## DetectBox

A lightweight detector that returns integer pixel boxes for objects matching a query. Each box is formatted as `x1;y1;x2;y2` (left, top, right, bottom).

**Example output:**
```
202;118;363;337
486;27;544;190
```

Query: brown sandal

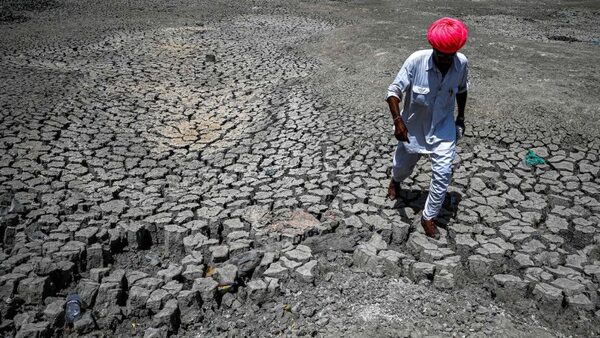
421;217;440;239
386;179;401;200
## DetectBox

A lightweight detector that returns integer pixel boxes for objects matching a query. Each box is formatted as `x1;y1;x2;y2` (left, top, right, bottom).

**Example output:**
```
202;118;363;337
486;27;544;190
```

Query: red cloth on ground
427;17;469;54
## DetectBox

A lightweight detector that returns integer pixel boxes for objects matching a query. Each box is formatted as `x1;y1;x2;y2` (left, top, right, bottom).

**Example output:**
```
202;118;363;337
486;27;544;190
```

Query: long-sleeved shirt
386;49;469;154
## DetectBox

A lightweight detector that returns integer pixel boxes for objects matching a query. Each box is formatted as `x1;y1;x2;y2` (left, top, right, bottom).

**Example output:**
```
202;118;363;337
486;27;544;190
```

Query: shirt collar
426;52;435;71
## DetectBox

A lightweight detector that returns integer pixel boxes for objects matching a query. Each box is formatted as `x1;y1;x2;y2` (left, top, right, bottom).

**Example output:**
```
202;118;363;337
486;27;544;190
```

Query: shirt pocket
411;85;430;108
445;85;459;110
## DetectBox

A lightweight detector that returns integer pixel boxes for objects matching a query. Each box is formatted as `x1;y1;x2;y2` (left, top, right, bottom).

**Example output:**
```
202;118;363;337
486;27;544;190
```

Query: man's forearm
387;95;402;122
456;91;467;120
388;94;409;142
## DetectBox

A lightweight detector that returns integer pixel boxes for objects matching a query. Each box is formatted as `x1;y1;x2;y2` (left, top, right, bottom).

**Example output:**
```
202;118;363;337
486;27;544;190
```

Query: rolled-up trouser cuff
422;213;435;221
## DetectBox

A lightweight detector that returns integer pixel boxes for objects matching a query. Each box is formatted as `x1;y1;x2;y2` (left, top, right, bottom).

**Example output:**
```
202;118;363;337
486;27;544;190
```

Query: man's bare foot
386;179;401;200
421;217;440;239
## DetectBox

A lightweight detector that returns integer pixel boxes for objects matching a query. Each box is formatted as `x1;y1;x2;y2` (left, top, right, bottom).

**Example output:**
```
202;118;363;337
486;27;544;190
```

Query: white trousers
392;143;456;220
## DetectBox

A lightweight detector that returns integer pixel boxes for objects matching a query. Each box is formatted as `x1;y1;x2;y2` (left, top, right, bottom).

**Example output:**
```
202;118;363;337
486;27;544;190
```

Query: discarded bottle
65;293;82;325
522;150;546;168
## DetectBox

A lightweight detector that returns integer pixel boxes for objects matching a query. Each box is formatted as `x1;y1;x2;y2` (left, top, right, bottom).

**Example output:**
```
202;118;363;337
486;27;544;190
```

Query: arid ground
1;0;600;337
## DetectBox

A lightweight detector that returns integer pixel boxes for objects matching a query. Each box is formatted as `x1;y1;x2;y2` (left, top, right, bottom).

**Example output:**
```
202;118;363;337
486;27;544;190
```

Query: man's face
433;49;456;69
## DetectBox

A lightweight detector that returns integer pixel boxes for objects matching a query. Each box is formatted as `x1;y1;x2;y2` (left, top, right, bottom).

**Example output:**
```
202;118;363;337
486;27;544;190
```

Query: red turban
427;17;469;54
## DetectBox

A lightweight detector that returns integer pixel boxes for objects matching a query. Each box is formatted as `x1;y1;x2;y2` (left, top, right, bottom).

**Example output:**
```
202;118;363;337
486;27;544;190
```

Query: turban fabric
427;17;469;54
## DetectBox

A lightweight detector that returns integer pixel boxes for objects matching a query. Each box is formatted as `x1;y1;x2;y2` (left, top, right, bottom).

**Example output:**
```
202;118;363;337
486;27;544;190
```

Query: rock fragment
295;260;318;283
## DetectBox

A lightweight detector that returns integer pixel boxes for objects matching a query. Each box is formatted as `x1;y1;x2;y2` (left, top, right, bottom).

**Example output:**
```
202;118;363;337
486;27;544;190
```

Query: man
385;17;469;239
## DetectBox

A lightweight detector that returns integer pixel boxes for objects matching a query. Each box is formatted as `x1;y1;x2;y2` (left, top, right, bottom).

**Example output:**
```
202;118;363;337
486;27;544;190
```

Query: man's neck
436;62;451;76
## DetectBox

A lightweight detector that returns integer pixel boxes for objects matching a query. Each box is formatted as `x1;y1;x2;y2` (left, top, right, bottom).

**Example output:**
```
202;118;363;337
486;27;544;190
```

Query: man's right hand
387;95;409;143
394;119;410;143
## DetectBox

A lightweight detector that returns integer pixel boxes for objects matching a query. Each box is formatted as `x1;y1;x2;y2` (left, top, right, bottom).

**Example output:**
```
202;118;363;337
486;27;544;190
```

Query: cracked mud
1;0;600;337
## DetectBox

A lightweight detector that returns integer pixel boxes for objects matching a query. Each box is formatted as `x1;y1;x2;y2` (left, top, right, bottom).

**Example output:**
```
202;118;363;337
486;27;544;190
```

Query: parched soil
1;0;599;337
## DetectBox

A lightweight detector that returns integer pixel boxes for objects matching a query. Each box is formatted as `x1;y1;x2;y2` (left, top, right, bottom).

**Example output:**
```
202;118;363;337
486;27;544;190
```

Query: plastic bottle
65;293;82;324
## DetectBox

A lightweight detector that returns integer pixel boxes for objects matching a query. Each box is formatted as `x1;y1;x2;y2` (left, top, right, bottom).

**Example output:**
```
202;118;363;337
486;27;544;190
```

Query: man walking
385;18;469;239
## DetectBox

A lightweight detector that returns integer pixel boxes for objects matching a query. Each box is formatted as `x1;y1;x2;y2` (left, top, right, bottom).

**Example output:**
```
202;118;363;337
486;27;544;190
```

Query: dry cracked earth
1;0;600;337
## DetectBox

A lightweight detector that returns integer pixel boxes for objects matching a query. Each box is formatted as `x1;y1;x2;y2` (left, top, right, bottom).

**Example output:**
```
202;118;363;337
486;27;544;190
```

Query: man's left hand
455;118;466;139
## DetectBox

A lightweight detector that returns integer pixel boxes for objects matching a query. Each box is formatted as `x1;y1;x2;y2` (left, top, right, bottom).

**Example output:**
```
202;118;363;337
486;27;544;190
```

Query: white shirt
386;49;469;154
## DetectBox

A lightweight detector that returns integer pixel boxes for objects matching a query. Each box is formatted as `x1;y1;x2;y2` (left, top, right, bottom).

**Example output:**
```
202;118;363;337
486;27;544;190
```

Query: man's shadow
393;189;462;228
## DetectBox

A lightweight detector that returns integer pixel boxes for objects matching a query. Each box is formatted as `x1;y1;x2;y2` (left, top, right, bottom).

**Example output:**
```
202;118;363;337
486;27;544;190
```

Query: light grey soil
1;0;599;337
